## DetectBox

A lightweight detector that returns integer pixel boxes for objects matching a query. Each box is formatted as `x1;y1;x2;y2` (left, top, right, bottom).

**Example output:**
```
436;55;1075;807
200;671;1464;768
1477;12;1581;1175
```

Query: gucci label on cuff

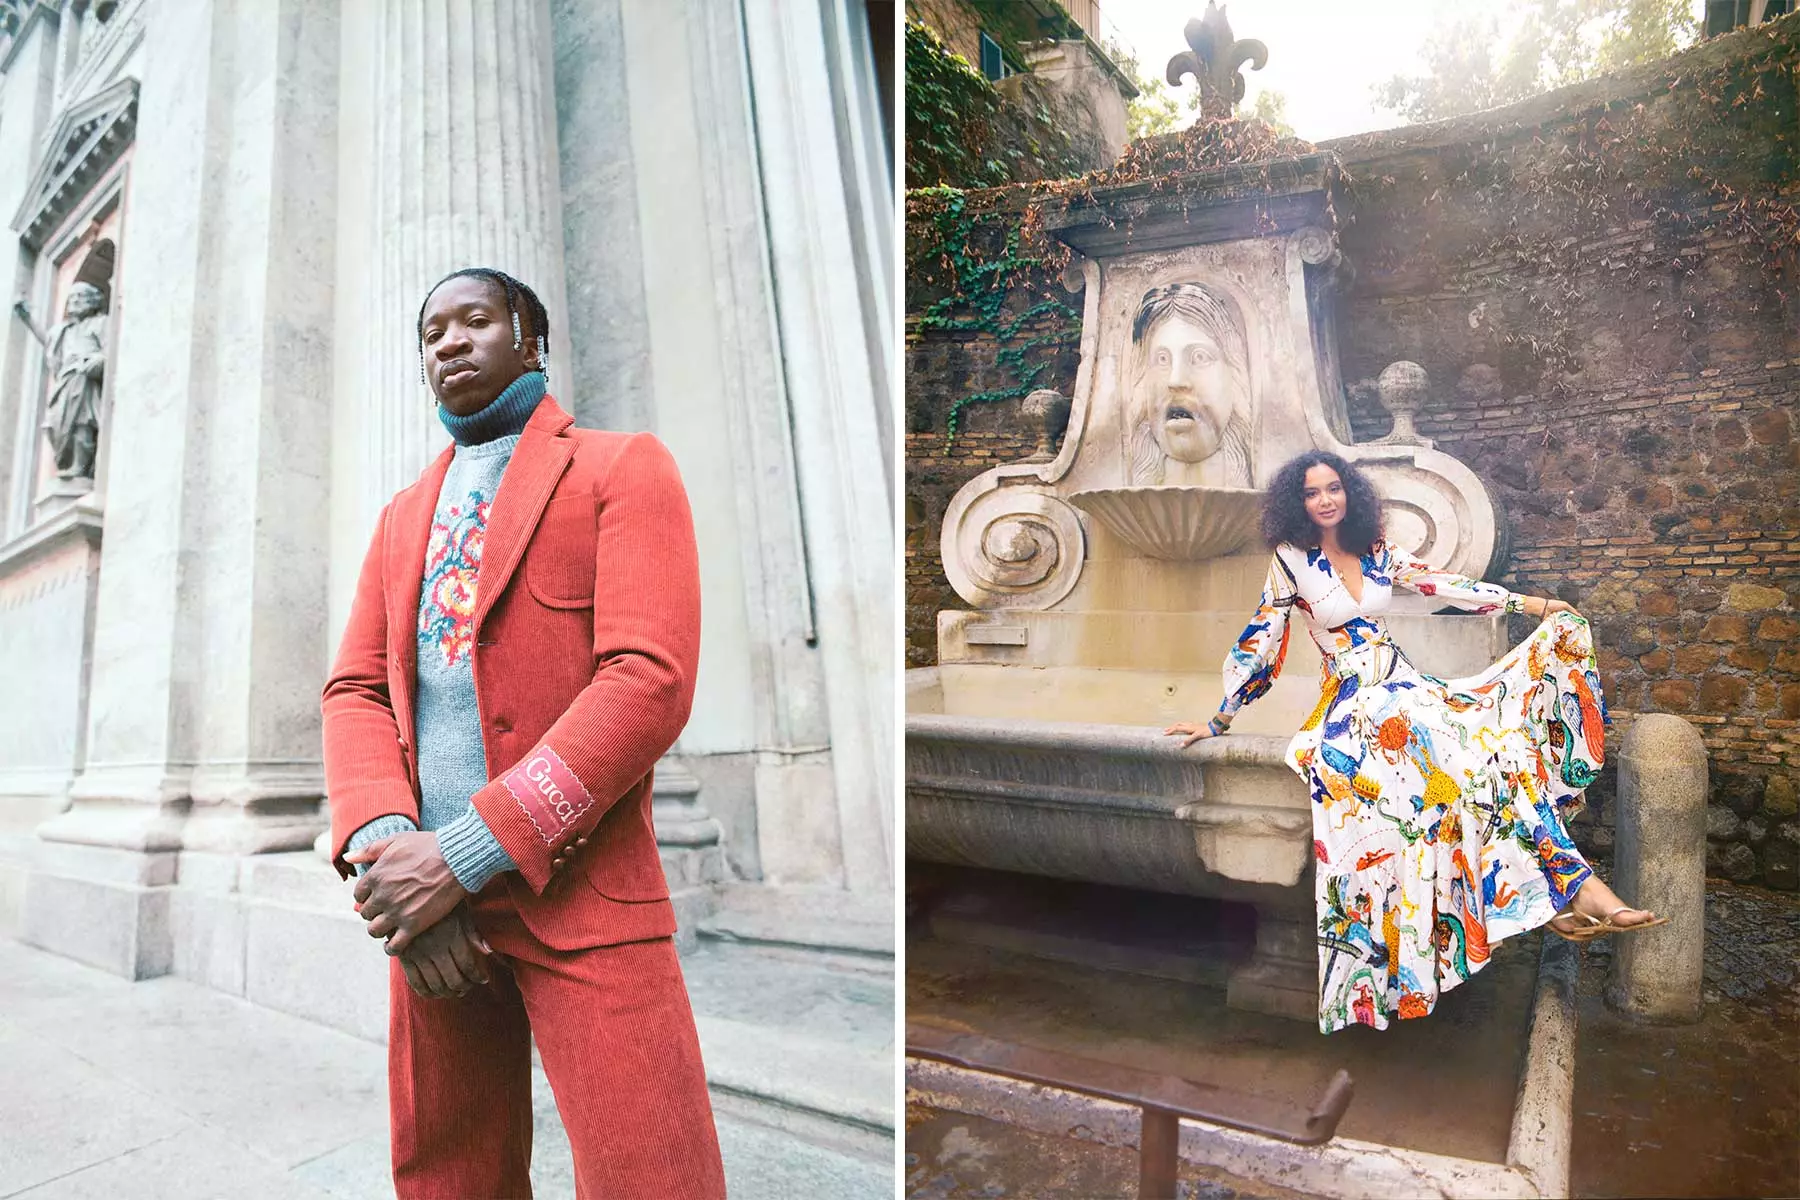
502;745;595;845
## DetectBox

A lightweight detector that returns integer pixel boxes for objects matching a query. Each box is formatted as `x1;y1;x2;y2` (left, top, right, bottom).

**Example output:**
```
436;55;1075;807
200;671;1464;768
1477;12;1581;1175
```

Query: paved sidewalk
0;938;891;1199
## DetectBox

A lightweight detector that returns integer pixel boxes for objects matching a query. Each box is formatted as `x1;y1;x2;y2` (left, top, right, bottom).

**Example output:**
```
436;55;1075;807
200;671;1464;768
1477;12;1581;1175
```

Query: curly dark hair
1261;450;1383;554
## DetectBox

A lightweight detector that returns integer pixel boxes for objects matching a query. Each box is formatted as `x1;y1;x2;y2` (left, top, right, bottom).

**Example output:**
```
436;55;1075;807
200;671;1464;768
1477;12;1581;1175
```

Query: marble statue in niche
1125;281;1253;487
15;282;109;483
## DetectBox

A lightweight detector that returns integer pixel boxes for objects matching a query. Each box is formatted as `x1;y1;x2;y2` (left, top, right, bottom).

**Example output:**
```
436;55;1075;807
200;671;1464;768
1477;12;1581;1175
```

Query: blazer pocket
582;843;673;903
524;495;596;609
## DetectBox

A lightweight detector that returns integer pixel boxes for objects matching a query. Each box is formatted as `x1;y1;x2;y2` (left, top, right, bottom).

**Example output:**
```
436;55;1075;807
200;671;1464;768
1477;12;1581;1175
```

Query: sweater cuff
346;814;418;877
435;806;518;894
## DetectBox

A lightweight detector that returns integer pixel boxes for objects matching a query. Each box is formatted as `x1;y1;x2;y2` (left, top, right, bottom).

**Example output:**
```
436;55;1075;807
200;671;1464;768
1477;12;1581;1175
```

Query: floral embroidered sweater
345;371;550;891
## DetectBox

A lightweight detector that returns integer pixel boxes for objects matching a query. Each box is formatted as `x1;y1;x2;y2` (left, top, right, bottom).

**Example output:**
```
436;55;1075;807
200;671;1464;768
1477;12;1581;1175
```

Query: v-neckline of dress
1323;546;1368;607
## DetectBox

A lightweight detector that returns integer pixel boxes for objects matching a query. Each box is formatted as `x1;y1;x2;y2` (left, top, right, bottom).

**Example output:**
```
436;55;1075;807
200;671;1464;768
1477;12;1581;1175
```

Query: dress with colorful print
1217;541;1605;1033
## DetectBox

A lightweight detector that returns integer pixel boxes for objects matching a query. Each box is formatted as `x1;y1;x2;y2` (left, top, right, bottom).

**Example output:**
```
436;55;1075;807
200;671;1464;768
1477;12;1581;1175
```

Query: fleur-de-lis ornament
1165;2;1268;122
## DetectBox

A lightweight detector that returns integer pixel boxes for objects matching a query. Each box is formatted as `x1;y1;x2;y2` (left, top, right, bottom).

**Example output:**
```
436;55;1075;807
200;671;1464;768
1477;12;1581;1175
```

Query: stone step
680;939;894;1162
697;882;894;963
698;1014;893;1160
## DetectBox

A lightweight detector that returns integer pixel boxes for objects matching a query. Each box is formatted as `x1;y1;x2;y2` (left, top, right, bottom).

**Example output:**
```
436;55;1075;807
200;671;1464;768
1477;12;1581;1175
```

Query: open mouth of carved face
1162;399;1217;436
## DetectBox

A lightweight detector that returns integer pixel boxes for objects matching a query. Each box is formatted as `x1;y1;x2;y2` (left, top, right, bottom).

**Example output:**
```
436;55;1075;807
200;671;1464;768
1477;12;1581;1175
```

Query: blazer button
494;717;512;733
575;835;588;847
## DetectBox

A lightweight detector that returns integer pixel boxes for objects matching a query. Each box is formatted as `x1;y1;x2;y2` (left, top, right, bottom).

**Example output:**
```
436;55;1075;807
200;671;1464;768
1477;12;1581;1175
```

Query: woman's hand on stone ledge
1165;718;1224;748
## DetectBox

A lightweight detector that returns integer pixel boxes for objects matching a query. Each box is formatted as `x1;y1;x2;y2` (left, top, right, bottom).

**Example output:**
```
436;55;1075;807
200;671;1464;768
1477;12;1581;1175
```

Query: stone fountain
906;154;1513;1019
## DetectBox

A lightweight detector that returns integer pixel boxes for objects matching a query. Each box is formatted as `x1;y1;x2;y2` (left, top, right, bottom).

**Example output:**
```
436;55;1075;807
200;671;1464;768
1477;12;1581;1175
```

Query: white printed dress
1216;542;1606;1033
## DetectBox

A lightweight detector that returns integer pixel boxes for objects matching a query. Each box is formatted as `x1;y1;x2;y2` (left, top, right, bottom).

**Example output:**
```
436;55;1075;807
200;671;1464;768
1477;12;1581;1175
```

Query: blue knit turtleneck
438;369;545;445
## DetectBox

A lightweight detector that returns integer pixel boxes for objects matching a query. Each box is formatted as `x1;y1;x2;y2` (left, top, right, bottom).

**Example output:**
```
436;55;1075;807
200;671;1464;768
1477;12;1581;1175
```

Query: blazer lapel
386;445;454;745
474;395;577;632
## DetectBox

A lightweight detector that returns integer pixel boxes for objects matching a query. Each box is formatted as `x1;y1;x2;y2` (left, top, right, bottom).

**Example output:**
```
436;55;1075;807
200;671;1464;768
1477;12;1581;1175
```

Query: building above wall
907;0;1137;169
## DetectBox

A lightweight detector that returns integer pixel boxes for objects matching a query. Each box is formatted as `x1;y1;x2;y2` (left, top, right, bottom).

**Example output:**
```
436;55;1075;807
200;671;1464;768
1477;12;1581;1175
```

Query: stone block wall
904;20;1800;887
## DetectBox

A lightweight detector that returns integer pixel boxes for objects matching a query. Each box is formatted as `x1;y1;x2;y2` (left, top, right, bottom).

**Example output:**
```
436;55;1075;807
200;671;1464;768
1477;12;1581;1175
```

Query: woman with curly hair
1166;450;1664;1033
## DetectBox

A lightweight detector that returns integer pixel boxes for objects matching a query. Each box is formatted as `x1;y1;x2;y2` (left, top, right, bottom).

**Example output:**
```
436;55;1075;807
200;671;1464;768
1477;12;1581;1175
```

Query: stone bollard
1604;714;1707;1022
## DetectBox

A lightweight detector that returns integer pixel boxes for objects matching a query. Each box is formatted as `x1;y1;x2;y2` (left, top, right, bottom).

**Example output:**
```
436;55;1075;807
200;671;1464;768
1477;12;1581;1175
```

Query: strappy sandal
1547;905;1670;942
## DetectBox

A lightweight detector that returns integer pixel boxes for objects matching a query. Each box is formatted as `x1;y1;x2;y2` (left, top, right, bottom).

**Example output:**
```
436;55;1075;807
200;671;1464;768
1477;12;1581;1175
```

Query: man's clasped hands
347;832;494;1000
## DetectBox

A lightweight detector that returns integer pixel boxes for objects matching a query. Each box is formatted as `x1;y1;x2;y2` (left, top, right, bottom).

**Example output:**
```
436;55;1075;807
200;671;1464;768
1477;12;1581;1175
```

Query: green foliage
1105;36;1187;141
1248;90;1296;138
1126;75;1184;140
1376;0;1702;123
905;19;1091;190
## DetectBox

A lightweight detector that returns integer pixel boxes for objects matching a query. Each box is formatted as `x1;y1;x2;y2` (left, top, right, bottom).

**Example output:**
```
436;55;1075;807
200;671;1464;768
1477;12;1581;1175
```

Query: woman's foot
1548;877;1664;939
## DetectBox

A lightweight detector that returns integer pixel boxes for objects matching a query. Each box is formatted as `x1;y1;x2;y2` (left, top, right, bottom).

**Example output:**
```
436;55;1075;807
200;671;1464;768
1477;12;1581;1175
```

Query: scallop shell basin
1068;485;1265;560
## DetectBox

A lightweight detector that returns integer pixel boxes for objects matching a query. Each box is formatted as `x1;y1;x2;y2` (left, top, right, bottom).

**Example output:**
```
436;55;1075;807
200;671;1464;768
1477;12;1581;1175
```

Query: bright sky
1092;0;1707;142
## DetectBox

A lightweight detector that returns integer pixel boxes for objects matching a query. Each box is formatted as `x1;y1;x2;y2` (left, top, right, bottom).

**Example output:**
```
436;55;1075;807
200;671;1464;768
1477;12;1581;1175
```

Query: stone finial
1020;388;1072;463
1165;2;1268;122
1373;360;1432;448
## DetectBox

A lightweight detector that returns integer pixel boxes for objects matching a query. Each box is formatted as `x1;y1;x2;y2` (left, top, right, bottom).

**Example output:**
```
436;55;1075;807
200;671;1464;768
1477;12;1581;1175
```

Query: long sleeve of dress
1218;554;1297;721
1386;545;1526;614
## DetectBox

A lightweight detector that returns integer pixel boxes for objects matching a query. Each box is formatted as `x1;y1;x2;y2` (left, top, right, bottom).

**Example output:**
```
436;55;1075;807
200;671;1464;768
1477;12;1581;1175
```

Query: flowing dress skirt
1294;612;1605;1033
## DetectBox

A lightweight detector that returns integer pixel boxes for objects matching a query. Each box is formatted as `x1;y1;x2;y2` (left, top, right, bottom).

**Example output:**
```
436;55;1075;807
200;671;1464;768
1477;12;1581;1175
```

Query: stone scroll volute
941;464;1086;611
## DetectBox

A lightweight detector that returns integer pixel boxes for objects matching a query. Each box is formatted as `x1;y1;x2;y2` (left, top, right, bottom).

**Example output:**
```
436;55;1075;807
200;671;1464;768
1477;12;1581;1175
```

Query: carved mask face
65;285;104;319
1137;314;1243;464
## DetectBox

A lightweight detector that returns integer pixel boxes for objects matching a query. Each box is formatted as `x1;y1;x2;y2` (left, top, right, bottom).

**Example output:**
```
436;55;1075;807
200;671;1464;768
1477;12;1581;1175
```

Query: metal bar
907;1024;1354;1147
1138;1106;1181;1199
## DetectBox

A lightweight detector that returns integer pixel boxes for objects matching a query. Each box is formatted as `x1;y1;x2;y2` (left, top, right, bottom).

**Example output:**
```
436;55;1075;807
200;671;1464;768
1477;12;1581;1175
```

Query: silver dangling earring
537;334;549;383
419;348;436;404
510;309;522;350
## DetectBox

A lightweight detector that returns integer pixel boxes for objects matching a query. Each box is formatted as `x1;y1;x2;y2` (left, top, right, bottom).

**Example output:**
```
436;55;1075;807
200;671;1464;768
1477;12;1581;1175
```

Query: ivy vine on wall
905;19;1091;191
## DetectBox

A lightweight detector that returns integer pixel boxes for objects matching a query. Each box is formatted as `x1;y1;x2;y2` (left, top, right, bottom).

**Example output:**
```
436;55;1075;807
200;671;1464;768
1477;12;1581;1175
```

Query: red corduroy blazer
321;395;699;950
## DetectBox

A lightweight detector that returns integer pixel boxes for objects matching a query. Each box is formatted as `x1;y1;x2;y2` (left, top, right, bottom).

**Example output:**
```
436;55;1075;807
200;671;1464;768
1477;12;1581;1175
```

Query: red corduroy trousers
387;888;726;1200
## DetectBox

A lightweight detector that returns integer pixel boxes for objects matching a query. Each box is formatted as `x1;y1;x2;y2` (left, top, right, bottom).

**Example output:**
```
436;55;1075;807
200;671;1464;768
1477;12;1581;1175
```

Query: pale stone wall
0;521;98;819
1017;39;1130;166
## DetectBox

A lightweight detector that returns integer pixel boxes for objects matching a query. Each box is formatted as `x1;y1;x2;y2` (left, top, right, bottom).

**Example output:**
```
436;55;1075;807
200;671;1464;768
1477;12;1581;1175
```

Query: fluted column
342;0;572;546
740;0;895;896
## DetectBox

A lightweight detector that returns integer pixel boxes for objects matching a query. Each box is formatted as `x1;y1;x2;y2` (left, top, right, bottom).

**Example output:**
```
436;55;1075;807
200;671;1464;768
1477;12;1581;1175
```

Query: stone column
333;0;573;567
740;0;894;898
26;0;342;977
1605;714;1707;1022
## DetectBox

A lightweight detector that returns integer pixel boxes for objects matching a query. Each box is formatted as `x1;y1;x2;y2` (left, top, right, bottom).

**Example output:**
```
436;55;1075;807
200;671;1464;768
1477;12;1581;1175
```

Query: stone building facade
906;18;1800;887
907;0;1135;168
0;0;893;1008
